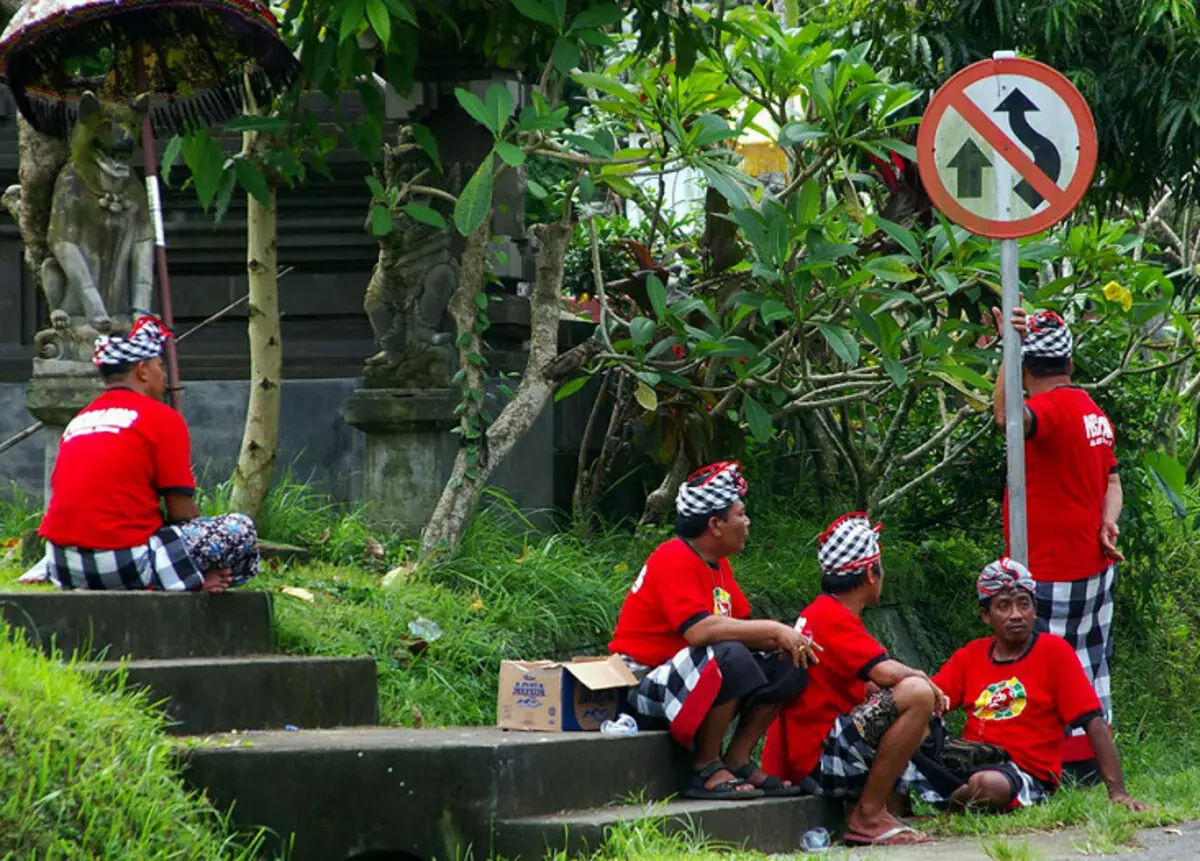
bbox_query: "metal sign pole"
[1001,239,1028,564]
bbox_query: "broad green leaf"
[759,299,793,324]
[563,133,612,158]
[882,356,907,387]
[180,132,225,211]
[365,0,390,44]
[485,83,514,134]
[570,3,623,29]
[743,396,773,443]
[646,274,667,320]
[551,0,567,28]
[693,113,735,147]
[555,376,589,401]
[646,336,683,360]
[212,167,237,225]
[1146,451,1188,518]
[225,115,288,134]
[779,122,826,145]
[234,158,271,206]
[495,141,527,166]
[401,203,446,230]
[552,37,580,75]
[815,322,859,365]
[339,0,366,43]
[510,0,557,26]
[370,204,393,236]
[865,257,919,283]
[634,380,658,412]
[849,306,881,345]
[516,103,570,132]
[365,175,386,200]
[597,174,637,197]
[933,269,961,295]
[411,123,442,172]
[873,215,922,260]
[455,88,497,134]
[793,179,819,224]
[160,135,182,187]
[382,0,417,24]
[939,362,991,390]
[571,72,636,103]
[630,316,656,348]
[453,156,495,235]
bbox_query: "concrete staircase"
[0,590,838,860]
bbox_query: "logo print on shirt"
[1082,413,1114,448]
[62,407,139,442]
[974,676,1028,721]
[713,586,732,616]
[629,564,647,594]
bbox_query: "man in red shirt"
[762,514,947,847]
[38,316,260,593]
[930,558,1145,812]
[609,462,819,801]
[993,307,1123,780]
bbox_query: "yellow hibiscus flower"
[1102,280,1134,312]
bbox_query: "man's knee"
[893,675,935,716]
[963,770,1014,809]
[223,513,258,540]
[710,640,753,667]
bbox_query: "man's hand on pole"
[990,306,1028,339]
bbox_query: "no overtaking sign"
[916,57,1097,240]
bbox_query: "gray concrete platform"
[0,590,274,659]
[84,655,378,735]
[493,795,840,860]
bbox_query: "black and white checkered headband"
[817,512,882,577]
[93,316,172,367]
[1022,310,1072,359]
[675,461,748,518]
[977,557,1035,599]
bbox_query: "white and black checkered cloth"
[93,315,171,367]
[1035,564,1116,735]
[803,712,1051,808]
[1023,310,1073,359]
[817,513,881,577]
[45,524,204,591]
[675,461,748,518]
[977,557,1036,599]
[622,644,722,747]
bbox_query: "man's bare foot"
[201,567,232,594]
[845,807,932,844]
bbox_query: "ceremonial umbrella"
[0,0,300,409]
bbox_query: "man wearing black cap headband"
[992,306,1123,782]
[609,462,820,801]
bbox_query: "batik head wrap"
[976,557,1035,600]
[93,316,172,367]
[675,461,748,518]
[817,513,882,577]
[1022,310,1073,359]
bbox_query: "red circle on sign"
[916,57,1097,240]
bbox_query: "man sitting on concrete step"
[763,514,946,847]
[609,461,820,801]
[926,558,1146,813]
[37,315,260,593]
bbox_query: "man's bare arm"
[684,616,822,667]
[1084,716,1146,810]
[1100,473,1125,562]
[163,492,201,524]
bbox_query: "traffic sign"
[916,57,1097,239]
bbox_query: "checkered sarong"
[623,645,723,749]
[45,514,261,592]
[1035,564,1115,738]
[803,713,1051,809]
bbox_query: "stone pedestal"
[342,388,460,535]
[25,358,104,501]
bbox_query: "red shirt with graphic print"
[761,594,890,782]
[1003,386,1117,582]
[932,633,1102,783]
[608,537,751,667]
[39,388,195,551]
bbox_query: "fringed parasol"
[0,0,299,140]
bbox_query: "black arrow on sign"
[947,138,992,198]
[995,89,1061,209]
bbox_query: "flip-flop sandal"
[843,825,935,846]
[682,760,765,801]
[730,760,807,797]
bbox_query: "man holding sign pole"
[992,306,1123,784]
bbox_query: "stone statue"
[36,91,154,361]
[361,129,461,388]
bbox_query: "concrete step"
[492,796,842,859]
[0,590,274,660]
[180,727,697,861]
[85,655,378,735]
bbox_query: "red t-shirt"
[761,594,889,782]
[932,633,1102,783]
[1003,386,1117,582]
[608,537,751,667]
[39,388,196,550]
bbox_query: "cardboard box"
[497,655,638,732]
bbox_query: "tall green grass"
[0,630,270,859]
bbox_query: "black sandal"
[730,760,806,797]
[683,760,765,800]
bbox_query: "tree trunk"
[3,115,70,287]
[228,131,281,519]
[420,218,573,559]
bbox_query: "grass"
[0,628,270,859]
[982,836,1043,860]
